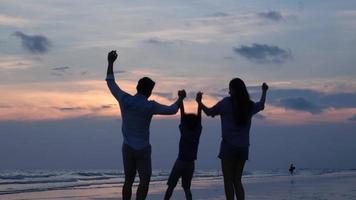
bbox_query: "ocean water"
[0,169,354,195]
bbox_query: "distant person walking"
[164,93,203,200]
[196,78,268,200]
[105,50,186,200]
[289,164,296,176]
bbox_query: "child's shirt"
[177,124,202,162]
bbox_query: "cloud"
[50,66,71,77]
[348,115,356,121]
[258,11,283,21]
[0,56,33,70]
[80,71,89,76]
[209,12,230,17]
[153,92,174,100]
[233,44,292,64]
[0,105,11,109]
[262,89,356,110]
[13,31,52,54]
[52,66,70,72]
[100,105,113,109]
[254,114,266,120]
[92,104,115,111]
[114,70,127,74]
[0,15,30,27]
[278,97,323,114]
[144,38,176,46]
[210,87,356,115]
[53,106,84,112]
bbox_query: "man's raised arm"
[106,50,127,101]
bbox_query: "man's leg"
[122,144,137,200]
[136,147,152,200]
[221,158,236,200]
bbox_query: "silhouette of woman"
[196,78,268,200]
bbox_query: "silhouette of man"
[106,50,185,200]
[289,164,296,175]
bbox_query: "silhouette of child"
[164,92,202,200]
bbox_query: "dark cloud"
[144,38,189,46]
[233,44,292,64]
[114,70,127,74]
[207,92,226,99]
[209,12,229,17]
[208,87,356,114]
[52,66,70,72]
[0,105,11,109]
[254,114,266,120]
[80,71,89,76]
[153,92,174,100]
[153,91,202,101]
[258,11,283,21]
[91,104,115,112]
[348,115,356,122]
[144,38,175,46]
[53,105,115,112]
[13,31,52,54]
[50,66,71,77]
[278,97,323,114]
[100,105,113,109]
[53,106,84,112]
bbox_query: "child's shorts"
[167,159,195,189]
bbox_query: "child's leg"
[181,161,194,200]
[183,188,192,200]
[164,160,181,200]
[164,185,175,200]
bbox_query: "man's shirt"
[106,74,180,150]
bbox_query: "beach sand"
[2,171,356,200]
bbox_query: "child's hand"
[196,92,203,103]
[262,83,269,91]
[108,50,118,64]
[178,90,186,100]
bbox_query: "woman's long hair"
[229,78,253,125]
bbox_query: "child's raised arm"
[196,92,202,123]
[179,90,186,124]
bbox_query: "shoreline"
[2,170,356,200]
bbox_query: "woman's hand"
[262,83,269,91]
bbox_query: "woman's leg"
[233,159,246,200]
[183,188,192,200]
[221,158,236,200]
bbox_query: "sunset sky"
[0,0,355,169]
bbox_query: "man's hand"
[262,83,269,91]
[178,90,186,100]
[196,92,203,103]
[108,50,118,64]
